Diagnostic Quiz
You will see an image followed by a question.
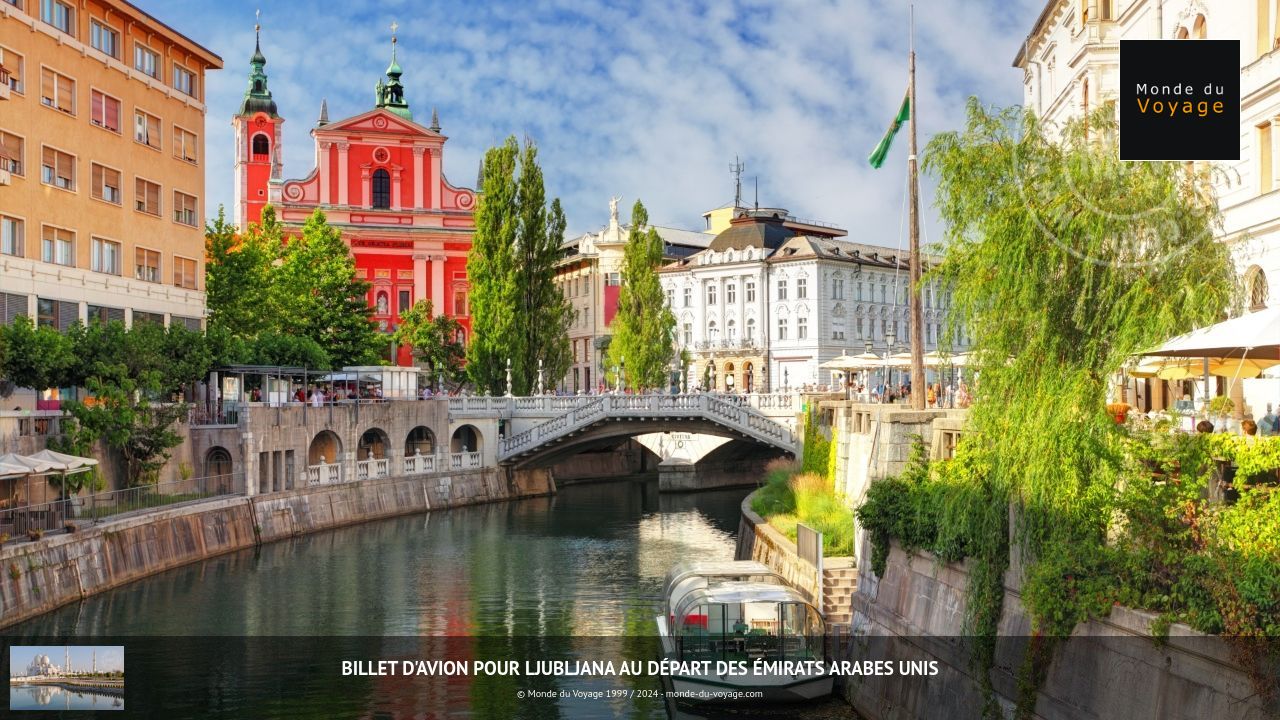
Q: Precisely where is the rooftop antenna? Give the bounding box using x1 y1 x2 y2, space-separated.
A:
730 156 745 208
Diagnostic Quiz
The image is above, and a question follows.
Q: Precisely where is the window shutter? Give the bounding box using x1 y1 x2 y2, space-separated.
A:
91 163 103 198
42 145 54 171
1 292 26 324
91 90 103 123
57 75 73 112
105 96 119 131
40 67 54 104
107 306 125 324
57 299 77 330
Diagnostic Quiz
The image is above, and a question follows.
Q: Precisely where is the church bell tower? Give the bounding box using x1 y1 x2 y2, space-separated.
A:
233 15 284 229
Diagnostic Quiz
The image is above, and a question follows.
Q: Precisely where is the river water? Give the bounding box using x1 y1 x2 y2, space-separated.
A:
8 684 124 711
7 478 849 718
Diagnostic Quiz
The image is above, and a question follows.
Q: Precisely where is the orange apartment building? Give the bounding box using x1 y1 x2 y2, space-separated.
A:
0 0 221 400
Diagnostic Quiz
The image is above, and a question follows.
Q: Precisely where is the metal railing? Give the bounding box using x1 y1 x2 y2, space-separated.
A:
0 473 241 538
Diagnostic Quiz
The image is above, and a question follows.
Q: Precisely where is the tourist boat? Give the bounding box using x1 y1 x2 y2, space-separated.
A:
655 560 833 703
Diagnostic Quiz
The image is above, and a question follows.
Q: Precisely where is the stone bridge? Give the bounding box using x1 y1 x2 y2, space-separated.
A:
481 394 798 468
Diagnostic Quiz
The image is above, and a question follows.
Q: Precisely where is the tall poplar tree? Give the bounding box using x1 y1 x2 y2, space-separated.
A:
607 200 676 391
467 137 571 394
274 210 382 367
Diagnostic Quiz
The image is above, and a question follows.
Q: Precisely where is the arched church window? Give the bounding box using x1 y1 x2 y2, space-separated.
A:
1248 266 1269 311
372 168 391 209
252 134 269 156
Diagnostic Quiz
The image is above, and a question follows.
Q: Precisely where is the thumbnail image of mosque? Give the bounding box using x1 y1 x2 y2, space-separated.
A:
9 646 125 712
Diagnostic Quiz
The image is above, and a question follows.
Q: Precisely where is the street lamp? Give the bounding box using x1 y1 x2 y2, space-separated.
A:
885 331 897 402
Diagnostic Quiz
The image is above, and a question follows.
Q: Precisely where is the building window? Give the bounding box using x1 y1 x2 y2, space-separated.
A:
777 280 788 301
1 215 23 257
856 317 865 339
832 277 844 299
173 191 197 226
173 126 198 164
665 287 674 307
2 48 24 94
41 146 75 190
90 237 120 275
91 163 120 204
135 247 160 283
778 317 788 340
41 225 74 266
398 289 411 313
726 283 736 304
746 281 756 303
132 311 164 327
371 168 391 208
707 320 718 341
606 272 621 286
797 277 808 299
134 43 159 79
40 67 75 114
135 178 161 216
37 298 77 330
746 318 755 341
40 0 74 36
87 304 125 325
251 133 269 157
682 287 692 307
683 323 692 345
172 63 197 99
706 285 717 305
90 19 119 58
0 130 23 176
453 289 468 316
797 316 808 339
727 319 737 341
134 110 161 149
174 256 198 290
90 90 121 133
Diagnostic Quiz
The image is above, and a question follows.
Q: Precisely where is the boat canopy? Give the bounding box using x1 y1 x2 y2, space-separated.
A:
674 581 810 622
663 560 785 616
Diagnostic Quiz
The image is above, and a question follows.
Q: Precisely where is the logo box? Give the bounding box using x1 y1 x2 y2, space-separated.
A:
1119 40 1240 161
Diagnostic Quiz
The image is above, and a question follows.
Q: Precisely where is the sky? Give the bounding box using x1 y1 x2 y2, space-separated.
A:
10 646 125 676
145 0 1046 245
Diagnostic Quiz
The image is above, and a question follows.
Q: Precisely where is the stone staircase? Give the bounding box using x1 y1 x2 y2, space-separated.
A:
822 558 858 630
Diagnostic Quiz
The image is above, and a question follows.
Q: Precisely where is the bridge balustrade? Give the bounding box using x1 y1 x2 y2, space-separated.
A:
307 462 342 485
356 458 390 481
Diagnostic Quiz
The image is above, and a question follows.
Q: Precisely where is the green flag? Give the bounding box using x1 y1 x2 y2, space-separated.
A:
868 92 911 169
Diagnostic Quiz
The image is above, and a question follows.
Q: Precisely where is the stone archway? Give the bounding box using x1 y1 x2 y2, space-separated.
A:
451 424 483 454
405 426 435 456
308 430 342 466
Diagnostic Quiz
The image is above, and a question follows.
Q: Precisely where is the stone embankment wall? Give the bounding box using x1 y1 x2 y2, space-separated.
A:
735 493 821 605
0 467 553 630
845 537 1276 720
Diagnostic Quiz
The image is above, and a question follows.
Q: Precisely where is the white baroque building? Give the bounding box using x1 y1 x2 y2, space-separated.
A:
1014 1 1280 417
659 208 964 392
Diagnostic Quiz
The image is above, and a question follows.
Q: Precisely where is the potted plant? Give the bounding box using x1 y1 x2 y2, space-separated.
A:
1208 395 1234 428
27 528 43 541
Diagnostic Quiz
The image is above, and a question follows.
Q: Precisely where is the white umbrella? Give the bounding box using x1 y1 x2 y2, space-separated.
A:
882 352 914 368
24 449 98 473
820 352 883 370
1144 306 1280 358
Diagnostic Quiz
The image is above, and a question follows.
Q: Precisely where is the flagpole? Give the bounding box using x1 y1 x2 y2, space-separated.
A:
908 4 925 411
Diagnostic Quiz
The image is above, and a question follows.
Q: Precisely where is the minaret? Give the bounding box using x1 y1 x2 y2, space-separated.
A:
374 21 413 120
233 11 285 229
65 647 69 676
93 649 96 674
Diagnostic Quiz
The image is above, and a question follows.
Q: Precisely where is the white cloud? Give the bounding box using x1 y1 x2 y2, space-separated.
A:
161 0 1046 245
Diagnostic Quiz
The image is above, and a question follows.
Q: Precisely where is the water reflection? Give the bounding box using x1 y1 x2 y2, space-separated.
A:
8 684 124 711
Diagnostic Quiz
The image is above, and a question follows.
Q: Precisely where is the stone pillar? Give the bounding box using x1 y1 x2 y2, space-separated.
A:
241 431 256 496
337 143 350 206
318 142 331 204
413 147 426 209
429 148 442 209
361 168 371 208
413 254 428 307
391 168 402 210
431 255 446 316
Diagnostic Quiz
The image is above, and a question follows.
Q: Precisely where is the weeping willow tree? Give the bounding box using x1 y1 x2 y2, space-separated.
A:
861 100 1239 718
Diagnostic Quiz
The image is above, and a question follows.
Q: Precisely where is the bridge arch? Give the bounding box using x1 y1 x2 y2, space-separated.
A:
451 424 483 453
308 430 342 466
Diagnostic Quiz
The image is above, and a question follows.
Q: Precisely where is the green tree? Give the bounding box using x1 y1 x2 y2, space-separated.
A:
0 316 74 392
393 300 465 383
59 377 187 487
466 136 572 394
606 200 676 391
512 142 573 394
274 209 383 367
245 331 332 369
205 205 281 339
467 137 520 394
